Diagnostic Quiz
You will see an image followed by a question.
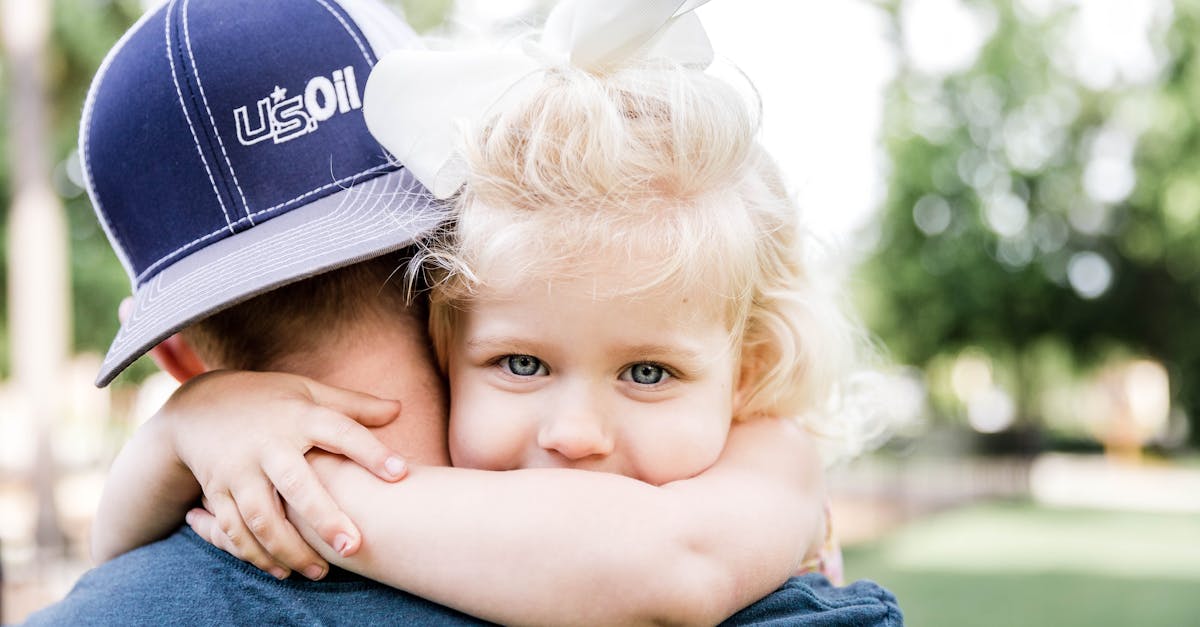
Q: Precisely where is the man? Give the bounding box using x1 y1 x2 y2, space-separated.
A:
25 1 901 624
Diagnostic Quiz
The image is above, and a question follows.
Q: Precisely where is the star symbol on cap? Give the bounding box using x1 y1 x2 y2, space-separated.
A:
271 85 287 102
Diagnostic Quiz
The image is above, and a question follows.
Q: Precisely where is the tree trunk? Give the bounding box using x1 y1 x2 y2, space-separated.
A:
2 0 71 556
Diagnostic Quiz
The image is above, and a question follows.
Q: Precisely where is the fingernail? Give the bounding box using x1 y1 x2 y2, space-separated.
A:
333 533 353 556
303 565 325 580
385 456 407 478
269 567 288 580
184 511 195 526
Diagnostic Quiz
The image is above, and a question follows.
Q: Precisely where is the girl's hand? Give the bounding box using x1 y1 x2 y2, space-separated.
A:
161 370 407 580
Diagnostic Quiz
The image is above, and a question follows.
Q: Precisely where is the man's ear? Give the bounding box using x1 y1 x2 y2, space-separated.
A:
119 297 208 383
149 333 209 384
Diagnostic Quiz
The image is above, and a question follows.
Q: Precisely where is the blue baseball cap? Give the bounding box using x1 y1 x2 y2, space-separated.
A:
82 0 446 386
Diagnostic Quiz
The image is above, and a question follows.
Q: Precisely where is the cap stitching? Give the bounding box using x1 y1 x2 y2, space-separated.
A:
79 6 168 286
118 173 406 342
164 0 235 234
313 0 376 65
132 162 395 284
175 24 243 233
330 0 421 58
181 0 254 224
248 162 394 218
143 173 393 314
100 174 443 383
128 175 394 332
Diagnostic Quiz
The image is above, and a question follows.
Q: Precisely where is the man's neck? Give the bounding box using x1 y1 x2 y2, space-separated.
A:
286 318 451 467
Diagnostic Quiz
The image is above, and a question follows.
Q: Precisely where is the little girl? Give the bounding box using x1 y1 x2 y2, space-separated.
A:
95 0 870 623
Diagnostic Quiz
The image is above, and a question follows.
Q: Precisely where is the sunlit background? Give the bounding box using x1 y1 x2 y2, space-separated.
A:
2 0 1198 625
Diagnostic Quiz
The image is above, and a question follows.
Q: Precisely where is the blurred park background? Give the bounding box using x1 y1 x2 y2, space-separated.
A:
1 0 1199 625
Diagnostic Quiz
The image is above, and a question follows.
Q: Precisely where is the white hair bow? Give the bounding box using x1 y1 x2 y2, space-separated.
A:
363 0 715 199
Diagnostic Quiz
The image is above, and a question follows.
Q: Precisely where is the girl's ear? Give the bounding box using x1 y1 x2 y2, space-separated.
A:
732 344 763 416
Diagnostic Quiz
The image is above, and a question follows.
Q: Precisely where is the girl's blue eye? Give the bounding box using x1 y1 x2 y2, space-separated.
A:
627 363 668 385
503 355 546 376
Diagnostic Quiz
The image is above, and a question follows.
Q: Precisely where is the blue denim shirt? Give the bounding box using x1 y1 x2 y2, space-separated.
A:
22 527 901 626
723 574 902 626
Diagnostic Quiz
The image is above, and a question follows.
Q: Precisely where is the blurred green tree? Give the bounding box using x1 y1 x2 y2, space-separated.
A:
861 0 1198 446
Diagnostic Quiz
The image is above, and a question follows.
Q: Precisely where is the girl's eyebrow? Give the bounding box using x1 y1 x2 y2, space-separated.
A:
466 338 706 363
464 336 549 354
615 343 705 364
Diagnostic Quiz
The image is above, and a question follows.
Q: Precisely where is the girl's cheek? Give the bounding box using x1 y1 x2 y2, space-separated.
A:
448 411 525 470
448 418 488 469
638 417 729 484
448 410 487 469
447 372 503 468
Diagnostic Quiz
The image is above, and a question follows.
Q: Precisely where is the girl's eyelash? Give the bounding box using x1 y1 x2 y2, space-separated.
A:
623 361 683 381
484 356 685 380
489 354 550 375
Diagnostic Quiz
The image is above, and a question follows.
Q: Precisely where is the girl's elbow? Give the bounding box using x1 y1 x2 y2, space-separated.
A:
643 556 745 626
90 534 119 565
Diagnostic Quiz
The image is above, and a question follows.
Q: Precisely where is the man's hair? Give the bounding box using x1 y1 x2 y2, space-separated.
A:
184 253 421 371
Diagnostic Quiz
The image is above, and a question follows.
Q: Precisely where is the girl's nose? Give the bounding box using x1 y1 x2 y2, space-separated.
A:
537 410 614 461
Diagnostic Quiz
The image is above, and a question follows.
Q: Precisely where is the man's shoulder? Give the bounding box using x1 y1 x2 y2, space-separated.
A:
22 527 490 626
721 574 903 626
23 527 220 623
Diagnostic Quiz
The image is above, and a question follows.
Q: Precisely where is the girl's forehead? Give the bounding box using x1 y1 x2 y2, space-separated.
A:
456 192 756 323
471 272 732 326
472 231 729 295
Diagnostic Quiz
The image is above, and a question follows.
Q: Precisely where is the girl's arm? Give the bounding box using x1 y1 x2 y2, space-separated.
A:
91 370 407 581
292 418 824 626
158 370 822 624
90 414 201 564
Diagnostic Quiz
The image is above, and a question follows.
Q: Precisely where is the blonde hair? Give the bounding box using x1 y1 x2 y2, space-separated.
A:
417 59 866 433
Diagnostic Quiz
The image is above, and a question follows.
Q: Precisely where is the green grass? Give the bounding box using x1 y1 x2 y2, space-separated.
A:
841 501 1200 627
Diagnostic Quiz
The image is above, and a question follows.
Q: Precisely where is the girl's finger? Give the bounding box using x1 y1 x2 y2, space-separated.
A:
230 476 329 580
302 379 402 428
185 507 288 576
206 490 295 580
302 406 407 482
262 449 361 558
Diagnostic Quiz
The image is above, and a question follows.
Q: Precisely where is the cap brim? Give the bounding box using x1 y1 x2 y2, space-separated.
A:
96 167 447 386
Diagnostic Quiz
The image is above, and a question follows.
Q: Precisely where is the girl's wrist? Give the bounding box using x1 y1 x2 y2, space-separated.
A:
144 409 190 476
